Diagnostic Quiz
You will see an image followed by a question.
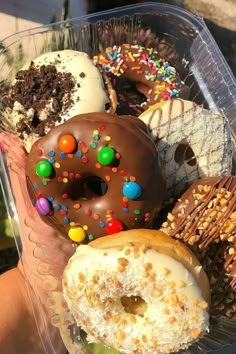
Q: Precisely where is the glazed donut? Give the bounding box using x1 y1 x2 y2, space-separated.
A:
62 229 210 354
94 44 189 116
139 98 233 201
25 112 165 243
3 50 117 152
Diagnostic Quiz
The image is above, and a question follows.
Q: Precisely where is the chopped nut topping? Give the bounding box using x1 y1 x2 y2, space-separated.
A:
78 272 86 282
197 185 203 192
198 301 208 309
191 328 201 339
140 244 149 253
129 315 137 324
116 330 126 340
178 280 186 288
113 277 122 288
142 334 147 342
167 213 174 221
118 265 126 273
118 257 129 267
159 267 170 275
124 248 131 255
149 271 156 280
144 262 153 271
168 316 176 324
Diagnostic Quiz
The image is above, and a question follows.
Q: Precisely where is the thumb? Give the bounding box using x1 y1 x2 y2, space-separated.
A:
0 132 27 170
9 159 38 220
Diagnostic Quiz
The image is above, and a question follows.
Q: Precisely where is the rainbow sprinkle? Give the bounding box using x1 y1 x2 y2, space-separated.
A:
94 44 183 101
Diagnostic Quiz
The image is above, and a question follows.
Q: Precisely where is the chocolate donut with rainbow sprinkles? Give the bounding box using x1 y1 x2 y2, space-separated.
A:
94 43 189 116
25 112 165 243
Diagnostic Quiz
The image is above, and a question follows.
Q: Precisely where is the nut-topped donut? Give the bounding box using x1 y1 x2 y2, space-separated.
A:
26 112 165 243
161 175 236 318
161 176 236 287
62 229 210 354
94 44 190 116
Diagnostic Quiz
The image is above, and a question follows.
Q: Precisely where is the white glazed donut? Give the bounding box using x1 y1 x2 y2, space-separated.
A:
139 98 233 202
62 229 210 354
4 50 117 152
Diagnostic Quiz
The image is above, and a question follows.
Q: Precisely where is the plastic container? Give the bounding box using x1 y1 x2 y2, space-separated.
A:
0 2 236 354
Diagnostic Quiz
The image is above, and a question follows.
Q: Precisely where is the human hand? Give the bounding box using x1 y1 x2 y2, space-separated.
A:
0 132 76 353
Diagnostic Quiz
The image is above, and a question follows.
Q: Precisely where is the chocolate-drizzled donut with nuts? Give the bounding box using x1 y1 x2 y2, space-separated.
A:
26 112 165 243
161 175 236 316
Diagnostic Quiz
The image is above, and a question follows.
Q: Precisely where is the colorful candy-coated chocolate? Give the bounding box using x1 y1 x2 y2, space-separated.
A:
36 160 53 178
105 218 124 235
35 197 51 215
26 112 165 242
68 226 86 242
58 134 77 153
122 181 142 200
97 146 115 165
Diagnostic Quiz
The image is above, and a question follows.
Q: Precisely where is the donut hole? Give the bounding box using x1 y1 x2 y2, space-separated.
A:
105 102 111 111
111 75 147 115
82 176 108 199
174 143 197 166
65 176 108 200
120 295 147 317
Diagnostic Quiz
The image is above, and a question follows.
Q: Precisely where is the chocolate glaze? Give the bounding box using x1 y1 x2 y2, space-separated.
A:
196 241 236 318
94 44 190 116
26 112 165 242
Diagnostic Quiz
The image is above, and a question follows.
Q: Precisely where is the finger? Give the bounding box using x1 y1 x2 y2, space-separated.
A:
21 253 60 294
8 160 36 223
21 217 73 266
23 218 75 278
0 132 14 151
25 216 60 242
25 216 73 254
9 160 35 211
37 260 71 280
25 214 75 257
46 291 69 318
8 158 72 250
33 243 74 266
2 133 73 251
0 132 27 167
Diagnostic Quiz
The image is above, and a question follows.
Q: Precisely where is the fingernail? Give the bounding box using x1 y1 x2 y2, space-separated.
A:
0 141 8 152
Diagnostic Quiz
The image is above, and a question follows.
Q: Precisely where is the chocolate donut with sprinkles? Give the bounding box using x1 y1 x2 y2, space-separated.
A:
94 44 190 116
25 112 165 243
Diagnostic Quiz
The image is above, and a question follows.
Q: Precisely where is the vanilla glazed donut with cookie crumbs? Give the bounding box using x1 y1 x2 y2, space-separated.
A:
62 229 210 354
3 50 117 152
25 112 165 243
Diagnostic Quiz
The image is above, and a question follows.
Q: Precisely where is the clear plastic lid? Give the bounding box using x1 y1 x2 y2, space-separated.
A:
0 2 236 354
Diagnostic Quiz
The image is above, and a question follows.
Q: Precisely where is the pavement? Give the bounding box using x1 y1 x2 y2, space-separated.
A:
183 0 236 78
0 0 87 40
1 0 235 78
184 0 236 31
